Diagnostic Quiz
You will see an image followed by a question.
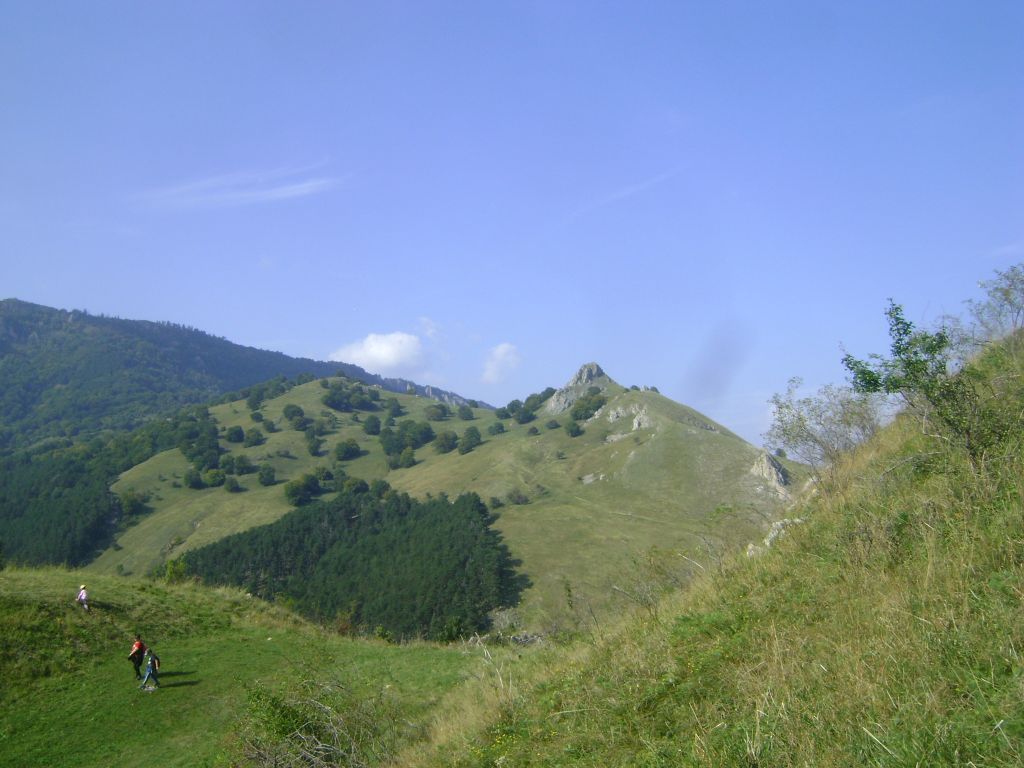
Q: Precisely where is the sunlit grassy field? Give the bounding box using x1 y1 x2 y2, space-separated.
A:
0 568 477 767
401 384 1024 765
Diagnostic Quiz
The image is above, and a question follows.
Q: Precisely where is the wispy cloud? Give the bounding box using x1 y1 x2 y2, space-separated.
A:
138 164 344 210
330 332 424 376
482 342 521 384
569 167 683 219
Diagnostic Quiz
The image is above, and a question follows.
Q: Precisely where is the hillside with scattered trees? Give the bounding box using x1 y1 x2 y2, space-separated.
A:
0 298 479 451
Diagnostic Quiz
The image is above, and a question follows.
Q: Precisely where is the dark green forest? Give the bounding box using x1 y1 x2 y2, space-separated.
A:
0 299 349 449
0 403 236 565
181 488 528 640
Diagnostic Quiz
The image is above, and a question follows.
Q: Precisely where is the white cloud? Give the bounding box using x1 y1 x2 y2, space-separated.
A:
482 342 521 384
138 164 344 210
330 332 424 375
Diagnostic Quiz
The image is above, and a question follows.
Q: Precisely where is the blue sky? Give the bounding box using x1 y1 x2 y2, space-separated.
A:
2 2 1021 444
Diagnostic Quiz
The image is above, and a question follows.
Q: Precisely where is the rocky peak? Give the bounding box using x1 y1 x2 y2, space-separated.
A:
567 362 606 388
543 362 616 415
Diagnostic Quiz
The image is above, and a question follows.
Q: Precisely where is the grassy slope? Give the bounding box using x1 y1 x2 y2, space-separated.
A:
404 360 1024 765
88 381 797 627
0 569 476 768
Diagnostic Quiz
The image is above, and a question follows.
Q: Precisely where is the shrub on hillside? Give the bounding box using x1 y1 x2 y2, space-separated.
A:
764 377 883 473
334 439 361 461
459 426 482 454
434 430 459 453
570 391 607 421
843 300 1022 462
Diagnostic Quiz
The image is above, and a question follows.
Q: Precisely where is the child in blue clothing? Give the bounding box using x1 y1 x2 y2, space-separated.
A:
139 650 160 689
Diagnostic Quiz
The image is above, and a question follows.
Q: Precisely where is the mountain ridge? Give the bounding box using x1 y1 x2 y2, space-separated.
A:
0 298 479 450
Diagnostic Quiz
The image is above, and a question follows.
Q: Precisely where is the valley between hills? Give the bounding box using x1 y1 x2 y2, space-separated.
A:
3 281 1022 766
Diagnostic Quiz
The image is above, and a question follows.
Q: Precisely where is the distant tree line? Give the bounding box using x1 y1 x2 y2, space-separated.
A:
493 387 556 425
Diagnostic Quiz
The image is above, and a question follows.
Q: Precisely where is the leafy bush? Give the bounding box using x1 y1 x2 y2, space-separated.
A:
203 469 226 488
234 455 255 475
843 301 1021 461
225 425 245 443
243 427 264 447
184 468 204 489
257 464 276 486
571 391 607 421
334 439 361 461
284 474 321 506
434 430 459 453
764 377 883 472
459 426 482 454
424 403 449 421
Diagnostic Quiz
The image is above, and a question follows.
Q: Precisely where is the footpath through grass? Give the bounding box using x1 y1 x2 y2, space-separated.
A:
0 569 474 767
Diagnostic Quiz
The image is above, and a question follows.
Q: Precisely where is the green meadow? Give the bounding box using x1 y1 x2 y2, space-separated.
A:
0 569 478 767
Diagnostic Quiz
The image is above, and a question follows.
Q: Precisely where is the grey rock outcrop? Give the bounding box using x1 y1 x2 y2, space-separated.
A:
746 517 804 557
543 362 614 415
605 403 654 442
750 452 790 499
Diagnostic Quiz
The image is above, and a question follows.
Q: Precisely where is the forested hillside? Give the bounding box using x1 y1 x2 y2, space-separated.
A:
0 402 246 565
0 299 343 449
0 298 479 451
0 299 483 567
181 487 528 640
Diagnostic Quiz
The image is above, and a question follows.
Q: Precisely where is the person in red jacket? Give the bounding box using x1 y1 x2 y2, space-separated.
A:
128 635 147 680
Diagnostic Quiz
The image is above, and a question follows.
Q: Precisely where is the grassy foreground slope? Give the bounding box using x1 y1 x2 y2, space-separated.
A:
89 367 799 628
0 569 474 768
408 347 1024 766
